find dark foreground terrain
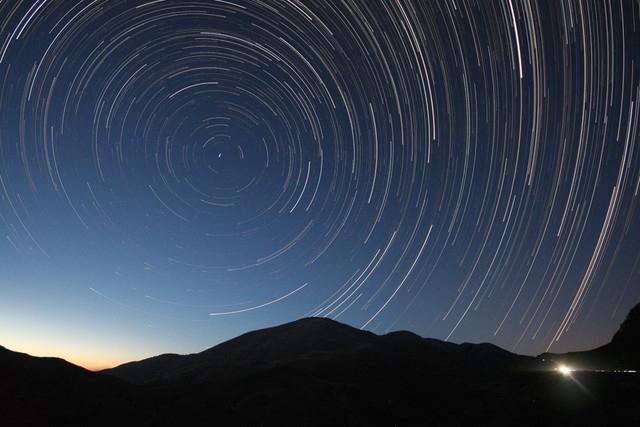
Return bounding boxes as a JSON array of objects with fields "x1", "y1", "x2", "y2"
[{"x1": 2, "y1": 304, "x2": 639, "y2": 426}]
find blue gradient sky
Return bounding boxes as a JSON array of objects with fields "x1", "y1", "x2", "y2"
[{"x1": 1, "y1": 0, "x2": 639, "y2": 370}]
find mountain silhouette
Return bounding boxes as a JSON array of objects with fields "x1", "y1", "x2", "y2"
[
  {"x1": 98, "y1": 317, "x2": 544, "y2": 425},
  {"x1": 0, "y1": 345, "x2": 144, "y2": 426},
  {"x1": 540, "y1": 304, "x2": 640, "y2": 370},
  {"x1": 3, "y1": 304, "x2": 640, "y2": 426},
  {"x1": 102, "y1": 317, "x2": 530, "y2": 385},
  {"x1": 611, "y1": 303, "x2": 640, "y2": 355}
]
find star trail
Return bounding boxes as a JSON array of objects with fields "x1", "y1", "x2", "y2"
[{"x1": 0, "y1": 0, "x2": 639, "y2": 368}]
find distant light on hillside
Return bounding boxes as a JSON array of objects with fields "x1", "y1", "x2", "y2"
[{"x1": 557, "y1": 365, "x2": 573, "y2": 376}]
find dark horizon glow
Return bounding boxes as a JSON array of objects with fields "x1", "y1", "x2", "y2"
[{"x1": 0, "y1": 0, "x2": 639, "y2": 371}]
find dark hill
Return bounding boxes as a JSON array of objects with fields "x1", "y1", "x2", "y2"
[
  {"x1": 102, "y1": 317, "x2": 528, "y2": 385},
  {"x1": 101, "y1": 317, "x2": 545, "y2": 425},
  {"x1": 611, "y1": 303, "x2": 640, "y2": 353},
  {"x1": 540, "y1": 303, "x2": 640, "y2": 370},
  {"x1": 3, "y1": 304, "x2": 640, "y2": 426},
  {"x1": 0, "y1": 345, "x2": 144, "y2": 426},
  {"x1": 100, "y1": 314, "x2": 639, "y2": 426},
  {"x1": 97, "y1": 353, "x2": 183, "y2": 385}
]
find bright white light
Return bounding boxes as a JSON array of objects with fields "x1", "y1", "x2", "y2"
[{"x1": 557, "y1": 365, "x2": 573, "y2": 376}]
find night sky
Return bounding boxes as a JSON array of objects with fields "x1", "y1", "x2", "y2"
[{"x1": 0, "y1": 0, "x2": 639, "y2": 370}]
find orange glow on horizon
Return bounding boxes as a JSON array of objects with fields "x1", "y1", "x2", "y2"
[{"x1": 1, "y1": 342, "x2": 137, "y2": 371}]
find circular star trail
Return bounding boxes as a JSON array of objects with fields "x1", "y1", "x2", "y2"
[{"x1": 0, "y1": 0, "x2": 639, "y2": 355}]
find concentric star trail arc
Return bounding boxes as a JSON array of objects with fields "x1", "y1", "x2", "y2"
[{"x1": 0, "y1": 0, "x2": 638, "y2": 356}]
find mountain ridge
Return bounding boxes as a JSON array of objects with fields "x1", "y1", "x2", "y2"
[
  {"x1": 539, "y1": 303, "x2": 640, "y2": 370},
  {"x1": 2, "y1": 303, "x2": 639, "y2": 426},
  {"x1": 101, "y1": 316, "x2": 529, "y2": 384}
]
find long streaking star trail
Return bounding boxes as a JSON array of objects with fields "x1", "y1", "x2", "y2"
[{"x1": 0, "y1": 0, "x2": 638, "y2": 357}]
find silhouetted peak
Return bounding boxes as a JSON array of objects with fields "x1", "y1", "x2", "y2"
[
  {"x1": 384, "y1": 330, "x2": 422, "y2": 339},
  {"x1": 537, "y1": 303, "x2": 640, "y2": 370},
  {"x1": 611, "y1": 303, "x2": 640, "y2": 349},
  {"x1": 199, "y1": 316, "x2": 378, "y2": 361},
  {"x1": 100, "y1": 353, "x2": 184, "y2": 384},
  {"x1": 286, "y1": 316, "x2": 357, "y2": 331}
]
